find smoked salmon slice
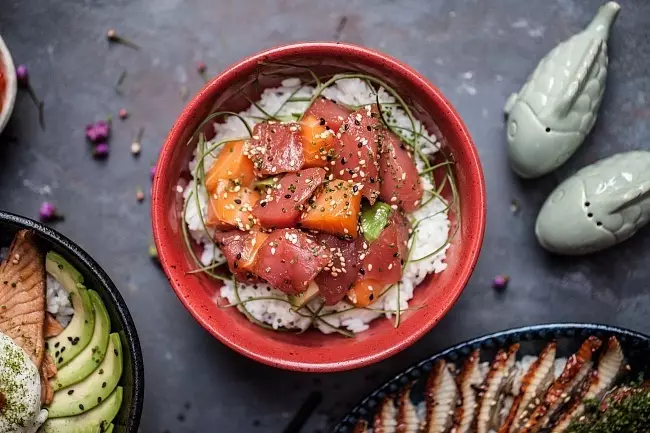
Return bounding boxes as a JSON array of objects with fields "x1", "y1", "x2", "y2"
[
  {"x1": 0, "y1": 230, "x2": 46, "y2": 370},
  {"x1": 41, "y1": 353, "x2": 57, "y2": 405}
]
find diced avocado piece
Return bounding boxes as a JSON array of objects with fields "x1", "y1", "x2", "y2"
[
  {"x1": 41, "y1": 387, "x2": 123, "y2": 433},
  {"x1": 46, "y1": 252, "x2": 96, "y2": 369},
  {"x1": 360, "y1": 202, "x2": 392, "y2": 243},
  {"x1": 288, "y1": 281, "x2": 319, "y2": 308},
  {"x1": 52, "y1": 290, "x2": 111, "y2": 389},
  {"x1": 47, "y1": 334, "x2": 123, "y2": 418}
]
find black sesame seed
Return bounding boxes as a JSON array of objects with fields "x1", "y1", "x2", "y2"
[
  {"x1": 67, "y1": 390, "x2": 74, "y2": 395},
  {"x1": 234, "y1": 199, "x2": 242, "y2": 204},
  {"x1": 236, "y1": 253, "x2": 242, "y2": 260},
  {"x1": 284, "y1": 194, "x2": 292, "y2": 199},
  {"x1": 369, "y1": 293, "x2": 374, "y2": 301},
  {"x1": 319, "y1": 118, "x2": 326, "y2": 126},
  {"x1": 367, "y1": 125, "x2": 372, "y2": 131},
  {"x1": 354, "y1": 120, "x2": 361, "y2": 126},
  {"x1": 98, "y1": 397, "x2": 102, "y2": 404},
  {"x1": 369, "y1": 177, "x2": 376, "y2": 183},
  {"x1": 102, "y1": 382, "x2": 107, "y2": 388},
  {"x1": 55, "y1": 342, "x2": 60, "y2": 348},
  {"x1": 79, "y1": 404, "x2": 85, "y2": 410},
  {"x1": 261, "y1": 202, "x2": 267, "y2": 207},
  {"x1": 359, "y1": 268, "x2": 365, "y2": 275},
  {"x1": 61, "y1": 347, "x2": 66, "y2": 353},
  {"x1": 58, "y1": 264, "x2": 64, "y2": 270},
  {"x1": 114, "y1": 349, "x2": 119, "y2": 356}
]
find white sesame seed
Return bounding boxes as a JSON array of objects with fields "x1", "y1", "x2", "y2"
[
  {"x1": 388, "y1": 263, "x2": 393, "y2": 270},
  {"x1": 391, "y1": 196, "x2": 397, "y2": 202},
  {"x1": 367, "y1": 264, "x2": 373, "y2": 271},
  {"x1": 391, "y1": 205, "x2": 398, "y2": 210},
  {"x1": 176, "y1": 185, "x2": 185, "y2": 193},
  {"x1": 271, "y1": 247, "x2": 276, "y2": 255}
]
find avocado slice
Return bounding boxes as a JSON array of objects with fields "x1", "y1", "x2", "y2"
[
  {"x1": 46, "y1": 252, "x2": 96, "y2": 369},
  {"x1": 360, "y1": 202, "x2": 392, "y2": 243},
  {"x1": 52, "y1": 290, "x2": 111, "y2": 389},
  {"x1": 47, "y1": 333, "x2": 123, "y2": 418},
  {"x1": 288, "y1": 281, "x2": 320, "y2": 308},
  {"x1": 41, "y1": 386, "x2": 122, "y2": 433}
]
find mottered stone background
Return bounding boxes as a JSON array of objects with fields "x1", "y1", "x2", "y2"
[{"x1": 0, "y1": 0, "x2": 649, "y2": 431}]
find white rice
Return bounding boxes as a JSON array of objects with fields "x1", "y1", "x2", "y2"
[
  {"x1": 1, "y1": 245, "x2": 74, "y2": 327},
  {"x1": 46, "y1": 274, "x2": 74, "y2": 327},
  {"x1": 182, "y1": 78, "x2": 452, "y2": 334}
]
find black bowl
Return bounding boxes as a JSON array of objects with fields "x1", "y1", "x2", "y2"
[
  {"x1": 0, "y1": 211, "x2": 144, "y2": 432},
  {"x1": 334, "y1": 323, "x2": 650, "y2": 432}
]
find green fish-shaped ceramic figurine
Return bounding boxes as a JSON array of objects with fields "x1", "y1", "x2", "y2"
[
  {"x1": 504, "y1": 1, "x2": 621, "y2": 179},
  {"x1": 536, "y1": 151, "x2": 650, "y2": 255}
]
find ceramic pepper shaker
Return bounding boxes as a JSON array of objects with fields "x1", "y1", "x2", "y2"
[
  {"x1": 536, "y1": 151, "x2": 650, "y2": 255},
  {"x1": 504, "y1": 1, "x2": 620, "y2": 179}
]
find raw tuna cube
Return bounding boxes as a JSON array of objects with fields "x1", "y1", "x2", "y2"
[
  {"x1": 304, "y1": 97, "x2": 351, "y2": 133},
  {"x1": 332, "y1": 105, "x2": 383, "y2": 203},
  {"x1": 252, "y1": 168, "x2": 326, "y2": 229},
  {"x1": 314, "y1": 234, "x2": 362, "y2": 305},
  {"x1": 251, "y1": 229, "x2": 330, "y2": 295},
  {"x1": 379, "y1": 132, "x2": 423, "y2": 212},
  {"x1": 248, "y1": 122, "x2": 304, "y2": 176}
]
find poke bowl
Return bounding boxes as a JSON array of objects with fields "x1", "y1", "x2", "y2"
[
  {"x1": 0, "y1": 211, "x2": 144, "y2": 432},
  {"x1": 152, "y1": 42, "x2": 486, "y2": 372},
  {"x1": 0, "y1": 34, "x2": 17, "y2": 135}
]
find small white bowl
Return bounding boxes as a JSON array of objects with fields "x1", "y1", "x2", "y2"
[{"x1": 0, "y1": 34, "x2": 17, "y2": 135}]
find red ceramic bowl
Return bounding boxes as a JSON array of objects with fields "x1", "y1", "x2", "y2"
[{"x1": 152, "y1": 42, "x2": 485, "y2": 372}]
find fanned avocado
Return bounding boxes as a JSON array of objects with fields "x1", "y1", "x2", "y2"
[
  {"x1": 41, "y1": 386, "x2": 123, "y2": 433},
  {"x1": 360, "y1": 202, "x2": 392, "y2": 243},
  {"x1": 52, "y1": 290, "x2": 111, "y2": 389},
  {"x1": 46, "y1": 252, "x2": 96, "y2": 368},
  {"x1": 48, "y1": 333, "x2": 123, "y2": 418}
]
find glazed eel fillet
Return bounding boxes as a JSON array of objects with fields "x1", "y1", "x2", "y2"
[
  {"x1": 450, "y1": 349, "x2": 484, "y2": 433},
  {"x1": 549, "y1": 336, "x2": 624, "y2": 433},
  {"x1": 421, "y1": 360, "x2": 459, "y2": 433},
  {"x1": 518, "y1": 336, "x2": 602, "y2": 433},
  {"x1": 500, "y1": 342, "x2": 557, "y2": 433},
  {"x1": 374, "y1": 395, "x2": 398, "y2": 433},
  {"x1": 472, "y1": 344, "x2": 520, "y2": 433},
  {"x1": 396, "y1": 383, "x2": 419, "y2": 433}
]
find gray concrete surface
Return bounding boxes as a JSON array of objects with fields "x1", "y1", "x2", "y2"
[{"x1": 1, "y1": 0, "x2": 649, "y2": 432}]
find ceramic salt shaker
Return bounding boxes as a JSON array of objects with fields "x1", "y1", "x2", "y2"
[
  {"x1": 504, "y1": 1, "x2": 620, "y2": 179},
  {"x1": 536, "y1": 151, "x2": 650, "y2": 255}
]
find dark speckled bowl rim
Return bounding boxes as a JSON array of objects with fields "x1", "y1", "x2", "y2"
[
  {"x1": 0, "y1": 210, "x2": 144, "y2": 432},
  {"x1": 334, "y1": 323, "x2": 650, "y2": 432}
]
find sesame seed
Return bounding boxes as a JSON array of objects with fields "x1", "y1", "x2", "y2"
[{"x1": 391, "y1": 205, "x2": 398, "y2": 210}]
